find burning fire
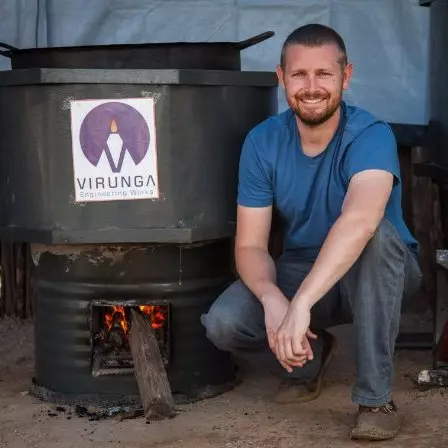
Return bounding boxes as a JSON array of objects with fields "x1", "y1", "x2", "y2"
[
  {"x1": 105, "y1": 306, "x2": 128, "y2": 334},
  {"x1": 139, "y1": 305, "x2": 167, "y2": 329},
  {"x1": 104, "y1": 305, "x2": 167, "y2": 335}
]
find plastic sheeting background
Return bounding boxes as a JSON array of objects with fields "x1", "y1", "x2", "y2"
[{"x1": 0, "y1": 0, "x2": 429, "y2": 124}]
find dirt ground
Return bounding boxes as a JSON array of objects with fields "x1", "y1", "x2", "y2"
[{"x1": 0, "y1": 317, "x2": 447, "y2": 448}]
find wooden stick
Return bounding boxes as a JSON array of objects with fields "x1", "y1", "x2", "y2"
[
  {"x1": 128, "y1": 309, "x2": 176, "y2": 421},
  {"x1": 411, "y1": 147, "x2": 436, "y2": 309}
]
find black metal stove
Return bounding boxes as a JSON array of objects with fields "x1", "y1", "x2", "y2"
[
  {"x1": 0, "y1": 38, "x2": 277, "y2": 407},
  {"x1": 30, "y1": 241, "x2": 236, "y2": 406}
]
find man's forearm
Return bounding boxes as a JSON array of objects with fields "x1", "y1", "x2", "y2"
[
  {"x1": 235, "y1": 247, "x2": 282, "y2": 303},
  {"x1": 292, "y1": 213, "x2": 379, "y2": 309}
]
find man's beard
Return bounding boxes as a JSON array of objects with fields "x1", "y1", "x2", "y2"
[{"x1": 289, "y1": 89, "x2": 342, "y2": 127}]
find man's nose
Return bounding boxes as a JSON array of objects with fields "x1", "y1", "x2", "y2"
[{"x1": 304, "y1": 75, "x2": 318, "y2": 91}]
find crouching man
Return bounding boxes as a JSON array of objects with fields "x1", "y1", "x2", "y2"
[{"x1": 201, "y1": 24, "x2": 422, "y2": 441}]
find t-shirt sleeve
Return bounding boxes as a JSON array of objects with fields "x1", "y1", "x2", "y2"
[
  {"x1": 343, "y1": 122, "x2": 400, "y2": 184},
  {"x1": 237, "y1": 133, "x2": 273, "y2": 207}
]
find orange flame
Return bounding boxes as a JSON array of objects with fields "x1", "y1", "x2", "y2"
[
  {"x1": 110, "y1": 119, "x2": 118, "y2": 133},
  {"x1": 104, "y1": 305, "x2": 167, "y2": 335},
  {"x1": 105, "y1": 305, "x2": 128, "y2": 334}
]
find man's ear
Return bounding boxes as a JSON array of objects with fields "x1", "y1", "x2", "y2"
[
  {"x1": 342, "y1": 63, "x2": 353, "y2": 91},
  {"x1": 276, "y1": 65, "x2": 285, "y2": 91}
]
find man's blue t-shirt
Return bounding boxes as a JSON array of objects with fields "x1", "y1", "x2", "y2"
[{"x1": 237, "y1": 101, "x2": 418, "y2": 259}]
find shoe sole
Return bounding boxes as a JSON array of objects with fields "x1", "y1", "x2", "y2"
[
  {"x1": 293, "y1": 331, "x2": 337, "y2": 403},
  {"x1": 350, "y1": 429, "x2": 399, "y2": 441}
]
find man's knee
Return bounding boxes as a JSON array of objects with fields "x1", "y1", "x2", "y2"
[
  {"x1": 201, "y1": 304, "x2": 239, "y2": 352},
  {"x1": 201, "y1": 280, "x2": 260, "y2": 352}
]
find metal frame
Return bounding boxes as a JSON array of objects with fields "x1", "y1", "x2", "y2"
[{"x1": 89, "y1": 298, "x2": 171, "y2": 377}]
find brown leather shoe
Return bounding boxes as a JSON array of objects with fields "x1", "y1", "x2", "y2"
[
  {"x1": 350, "y1": 401, "x2": 400, "y2": 441},
  {"x1": 275, "y1": 330, "x2": 337, "y2": 403}
]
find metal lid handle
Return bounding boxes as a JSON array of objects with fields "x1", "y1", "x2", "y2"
[
  {"x1": 0, "y1": 42, "x2": 18, "y2": 58},
  {"x1": 234, "y1": 31, "x2": 275, "y2": 50}
]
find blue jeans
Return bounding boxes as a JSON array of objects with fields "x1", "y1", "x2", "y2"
[{"x1": 201, "y1": 220, "x2": 422, "y2": 406}]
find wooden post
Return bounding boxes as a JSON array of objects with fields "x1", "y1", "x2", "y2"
[
  {"x1": 128, "y1": 309, "x2": 176, "y2": 421},
  {"x1": 411, "y1": 146, "x2": 440, "y2": 310}
]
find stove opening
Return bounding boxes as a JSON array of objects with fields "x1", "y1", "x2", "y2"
[{"x1": 90, "y1": 301, "x2": 170, "y2": 377}]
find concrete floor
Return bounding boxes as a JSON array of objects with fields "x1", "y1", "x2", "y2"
[{"x1": 0, "y1": 317, "x2": 447, "y2": 448}]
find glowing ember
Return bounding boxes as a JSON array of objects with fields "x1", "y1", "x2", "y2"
[
  {"x1": 104, "y1": 305, "x2": 167, "y2": 335},
  {"x1": 139, "y1": 305, "x2": 167, "y2": 329}
]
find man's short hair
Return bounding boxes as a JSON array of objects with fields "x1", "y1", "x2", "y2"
[{"x1": 280, "y1": 24, "x2": 348, "y2": 68}]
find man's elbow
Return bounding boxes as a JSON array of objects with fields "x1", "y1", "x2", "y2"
[
  {"x1": 235, "y1": 244, "x2": 268, "y2": 262},
  {"x1": 342, "y1": 210, "x2": 385, "y2": 240},
  {"x1": 234, "y1": 246, "x2": 256, "y2": 277},
  {"x1": 364, "y1": 220, "x2": 380, "y2": 240},
  {"x1": 363, "y1": 214, "x2": 385, "y2": 240},
  {"x1": 235, "y1": 243, "x2": 260, "y2": 255}
]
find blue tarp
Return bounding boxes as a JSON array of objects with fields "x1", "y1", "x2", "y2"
[{"x1": 0, "y1": 0, "x2": 430, "y2": 124}]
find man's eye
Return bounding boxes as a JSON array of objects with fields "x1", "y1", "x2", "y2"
[
  {"x1": 292, "y1": 72, "x2": 305, "y2": 77},
  {"x1": 318, "y1": 72, "x2": 332, "y2": 77}
]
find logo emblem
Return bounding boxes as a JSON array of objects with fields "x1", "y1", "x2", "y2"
[
  {"x1": 79, "y1": 102, "x2": 150, "y2": 173},
  {"x1": 70, "y1": 98, "x2": 159, "y2": 203}
]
